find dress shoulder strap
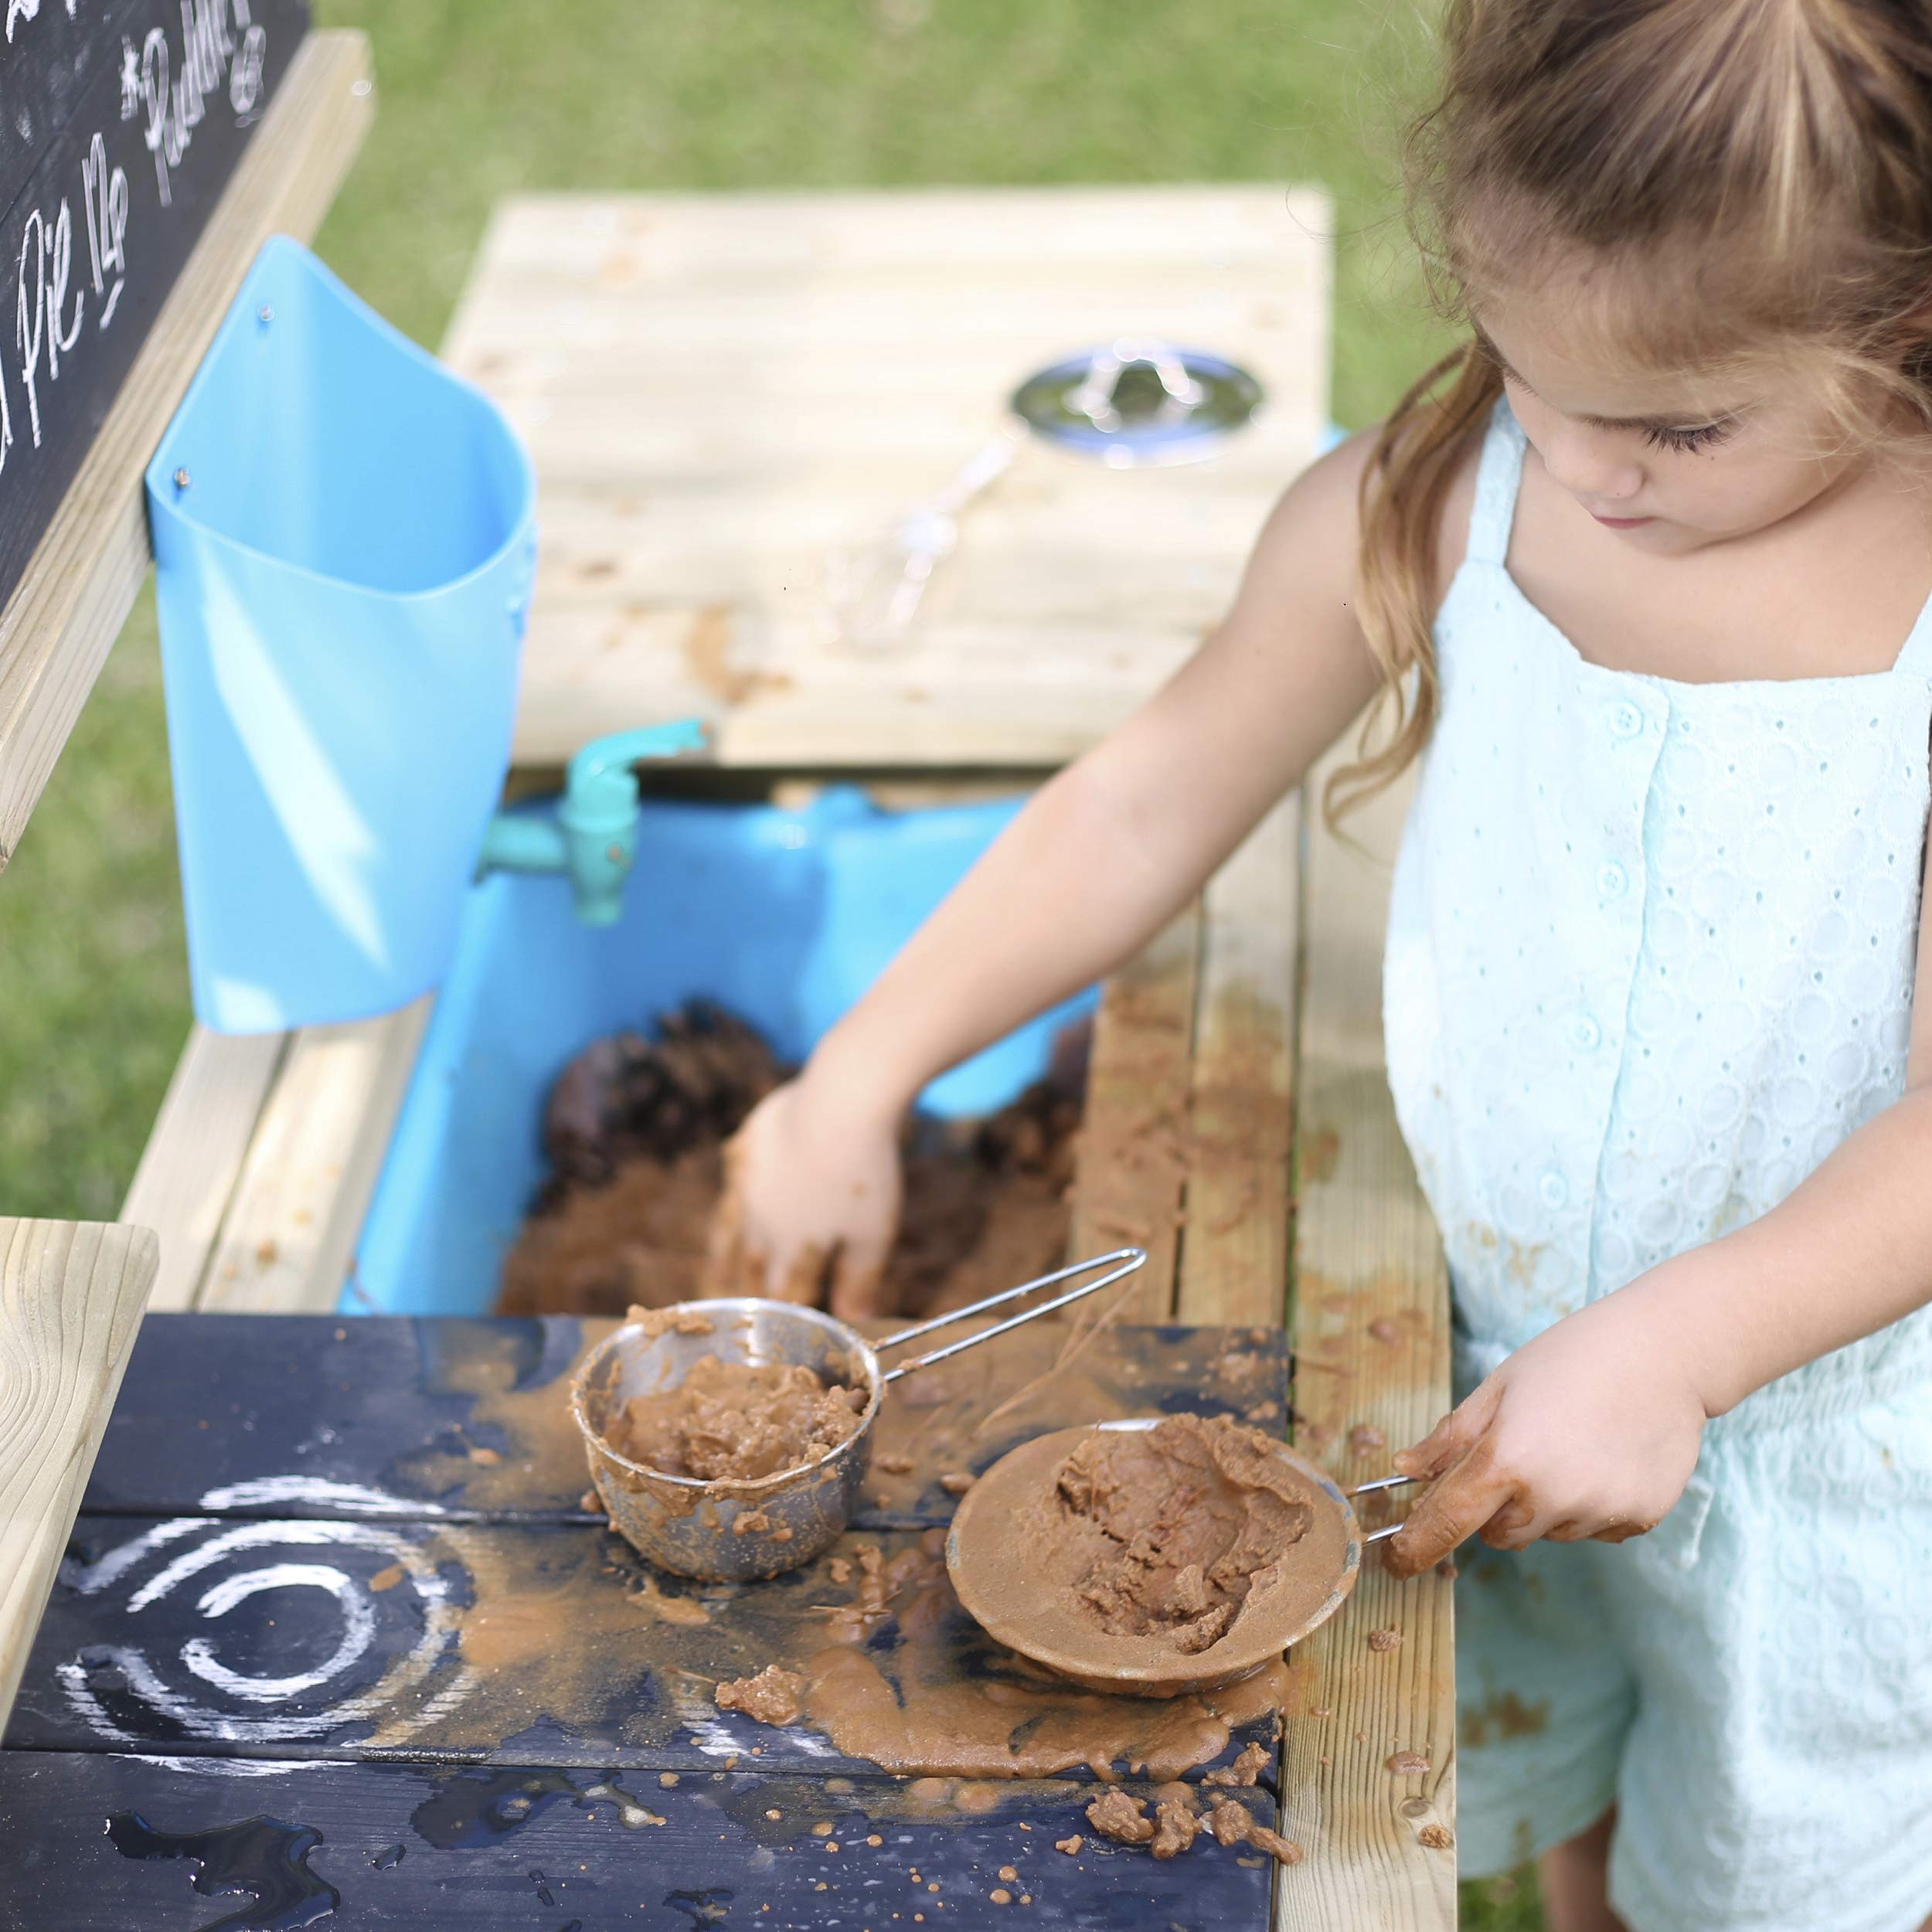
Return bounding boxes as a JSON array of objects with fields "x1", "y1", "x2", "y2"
[
  {"x1": 1463, "y1": 393, "x2": 1527, "y2": 569},
  {"x1": 1893, "y1": 579, "x2": 1932, "y2": 680}
]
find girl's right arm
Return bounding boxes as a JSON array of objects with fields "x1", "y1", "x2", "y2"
[{"x1": 707, "y1": 429, "x2": 1389, "y2": 1313}]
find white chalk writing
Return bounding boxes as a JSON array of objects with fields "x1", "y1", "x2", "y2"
[
  {"x1": 5, "y1": 0, "x2": 80, "y2": 47},
  {"x1": 81, "y1": 128, "x2": 129, "y2": 329},
  {"x1": 138, "y1": 1, "x2": 253, "y2": 207},
  {"x1": 1, "y1": 0, "x2": 267, "y2": 481},
  {"x1": 15, "y1": 208, "x2": 46, "y2": 449}
]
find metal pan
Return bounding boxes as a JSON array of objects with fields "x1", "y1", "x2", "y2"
[
  {"x1": 570, "y1": 1248, "x2": 1148, "y2": 1582},
  {"x1": 945, "y1": 1418, "x2": 1417, "y2": 1698}
]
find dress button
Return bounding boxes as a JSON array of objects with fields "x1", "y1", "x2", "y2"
[
  {"x1": 1610, "y1": 700, "x2": 1644, "y2": 738},
  {"x1": 1539, "y1": 1171, "x2": 1570, "y2": 1209},
  {"x1": 1567, "y1": 1014, "x2": 1602, "y2": 1052},
  {"x1": 1597, "y1": 862, "x2": 1627, "y2": 901}
]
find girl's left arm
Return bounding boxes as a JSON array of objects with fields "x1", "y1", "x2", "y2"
[{"x1": 1384, "y1": 835, "x2": 1932, "y2": 1577}]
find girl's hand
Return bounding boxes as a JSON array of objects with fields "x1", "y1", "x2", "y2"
[
  {"x1": 702, "y1": 1077, "x2": 903, "y2": 1320},
  {"x1": 1382, "y1": 1284, "x2": 1713, "y2": 1578}
]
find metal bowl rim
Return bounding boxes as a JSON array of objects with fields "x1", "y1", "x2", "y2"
[{"x1": 568, "y1": 1298, "x2": 883, "y2": 1495}]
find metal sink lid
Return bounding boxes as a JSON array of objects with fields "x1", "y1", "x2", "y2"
[{"x1": 1010, "y1": 338, "x2": 1264, "y2": 468}]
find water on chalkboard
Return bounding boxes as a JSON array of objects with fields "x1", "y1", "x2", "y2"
[
  {"x1": 104, "y1": 1811, "x2": 338, "y2": 1932},
  {"x1": 665, "y1": 1891, "x2": 735, "y2": 1930},
  {"x1": 406, "y1": 1766, "x2": 584, "y2": 1850}
]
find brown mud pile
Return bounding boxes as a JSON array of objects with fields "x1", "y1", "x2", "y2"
[
  {"x1": 948, "y1": 1417, "x2": 1349, "y2": 1689},
  {"x1": 1053, "y1": 1415, "x2": 1315, "y2": 1655},
  {"x1": 383, "y1": 1515, "x2": 1291, "y2": 1788},
  {"x1": 604, "y1": 1355, "x2": 868, "y2": 1481},
  {"x1": 497, "y1": 1000, "x2": 1086, "y2": 1319},
  {"x1": 715, "y1": 1664, "x2": 808, "y2": 1726},
  {"x1": 793, "y1": 1532, "x2": 1293, "y2": 1782},
  {"x1": 1083, "y1": 1787, "x2": 1303, "y2": 1866}
]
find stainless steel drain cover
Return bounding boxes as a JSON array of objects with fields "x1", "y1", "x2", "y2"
[{"x1": 1011, "y1": 338, "x2": 1264, "y2": 467}]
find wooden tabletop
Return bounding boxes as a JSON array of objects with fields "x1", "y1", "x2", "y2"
[
  {"x1": 443, "y1": 185, "x2": 1330, "y2": 770},
  {"x1": 5, "y1": 1309, "x2": 1299, "y2": 1926}
]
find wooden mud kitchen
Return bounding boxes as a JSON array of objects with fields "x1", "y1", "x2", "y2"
[{"x1": 0, "y1": 20, "x2": 1456, "y2": 1923}]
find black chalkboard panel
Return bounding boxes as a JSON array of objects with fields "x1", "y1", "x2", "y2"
[
  {"x1": 0, "y1": 0, "x2": 310, "y2": 614},
  {"x1": 0, "y1": 1750, "x2": 1280, "y2": 1931},
  {"x1": 1, "y1": 0, "x2": 172, "y2": 213},
  {"x1": 77, "y1": 1313, "x2": 1290, "y2": 1527}
]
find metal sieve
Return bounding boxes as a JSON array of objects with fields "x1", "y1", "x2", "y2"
[
  {"x1": 570, "y1": 1248, "x2": 1147, "y2": 1583},
  {"x1": 947, "y1": 1418, "x2": 1417, "y2": 1698}
]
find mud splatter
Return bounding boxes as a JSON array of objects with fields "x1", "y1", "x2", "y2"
[{"x1": 1461, "y1": 1690, "x2": 1550, "y2": 1748}]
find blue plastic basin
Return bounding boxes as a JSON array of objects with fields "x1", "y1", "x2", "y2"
[{"x1": 351, "y1": 787, "x2": 1096, "y2": 1316}]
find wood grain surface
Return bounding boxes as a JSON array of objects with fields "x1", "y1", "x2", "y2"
[
  {"x1": 0, "y1": 1219, "x2": 157, "y2": 1732},
  {"x1": 121, "y1": 1026, "x2": 290, "y2": 1313},
  {"x1": 1177, "y1": 798, "x2": 1299, "y2": 1329},
  {"x1": 1274, "y1": 765, "x2": 1456, "y2": 1930},
  {"x1": 442, "y1": 186, "x2": 1330, "y2": 770},
  {"x1": 195, "y1": 998, "x2": 433, "y2": 1315},
  {"x1": 1064, "y1": 907, "x2": 1200, "y2": 1320}
]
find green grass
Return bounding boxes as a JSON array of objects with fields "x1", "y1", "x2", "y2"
[
  {"x1": 1461, "y1": 1869, "x2": 1548, "y2": 1930},
  {"x1": 0, "y1": 587, "x2": 186, "y2": 1220},
  {"x1": 0, "y1": 7, "x2": 1521, "y2": 1913}
]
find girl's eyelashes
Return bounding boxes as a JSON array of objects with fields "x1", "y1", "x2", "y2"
[
  {"x1": 1484, "y1": 351, "x2": 1743, "y2": 455},
  {"x1": 1642, "y1": 418, "x2": 1738, "y2": 454}
]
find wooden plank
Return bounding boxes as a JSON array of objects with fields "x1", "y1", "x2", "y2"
[
  {"x1": 1275, "y1": 764, "x2": 1454, "y2": 1930},
  {"x1": 13, "y1": 1515, "x2": 913, "y2": 1775},
  {"x1": 0, "y1": 28, "x2": 374, "y2": 869},
  {"x1": 29, "y1": 1311, "x2": 1284, "y2": 1794},
  {"x1": 434, "y1": 186, "x2": 1331, "y2": 773},
  {"x1": 1064, "y1": 909, "x2": 1200, "y2": 1321},
  {"x1": 0, "y1": 1748, "x2": 1280, "y2": 1930},
  {"x1": 196, "y1": 997, "x2": 433, "y2": 1315},
  {"x1": 16, "y1": 1512, "x2": 1281, "y2": 1786},
  {"x1": 82, "y1": 1314, "x2": 1287, "y2": 1527},
  {"x1": 1177, "y1": 798, "x2": 1300, "y2": 1328},
  {"x1": 119, "y1": 1026, "x2": 290, "y2": 1313},
  {"x1": 464, "y1": 182, "x2": 1347, "y2": 273},
  {"x1": 0, "y1": 1219, "x2": 158, "y2": 1733}
]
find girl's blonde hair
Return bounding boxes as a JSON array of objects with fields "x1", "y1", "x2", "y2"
[{"x1": 1329, "y1": 0, "x2": 1932, "y2": 825}]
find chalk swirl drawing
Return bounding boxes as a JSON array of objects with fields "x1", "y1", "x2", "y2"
[{"x1": 55, "y1": 1478, "x2": 481, "y2": 1747}]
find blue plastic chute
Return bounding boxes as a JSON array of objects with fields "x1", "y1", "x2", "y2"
[{"x1": 146, "y1": 235, "x2": 536, "y2": 1032}]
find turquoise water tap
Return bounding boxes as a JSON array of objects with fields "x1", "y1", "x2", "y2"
[{"x1": 477, "y1": 719, "x2": 710, "y2": 923}]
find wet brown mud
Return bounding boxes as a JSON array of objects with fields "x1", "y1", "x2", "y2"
[{"x1": 496, "y1": 1001, "x2": 1087, "y2": 1321}]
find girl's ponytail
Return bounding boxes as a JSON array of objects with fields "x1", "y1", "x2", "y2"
[{"x1": 1325, "y1": 341, "x2": 1500, "y2": 829}]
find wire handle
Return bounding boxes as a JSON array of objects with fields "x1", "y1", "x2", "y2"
[
  {"x1": 875, "y1": 1247, "x2": 1148, "y2": 1385},
  {"x1": 1351, "y1": 1472, "x2": 1420, "y2": 1545}
]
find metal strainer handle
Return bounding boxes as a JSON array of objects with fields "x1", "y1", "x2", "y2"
[
  {"x1": 874, "y1": 1247, "x2": 1148, "y2": 1385},
  {"x1": 1351, "y1": 1472, "x2": 1421, "y2": 1545}
]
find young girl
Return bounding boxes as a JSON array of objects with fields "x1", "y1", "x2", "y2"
[{"x1": 707, "y1": 3, "x2": 1932, "y2": 1925}]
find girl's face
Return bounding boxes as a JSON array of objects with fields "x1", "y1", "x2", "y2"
[{"x1": 1475, "y1": 284, "x2": 1874, "y2": 555}]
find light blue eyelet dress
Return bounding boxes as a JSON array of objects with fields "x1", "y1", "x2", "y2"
[{"x1": 1384, "y1": 396, "x2": 1932, "y2": 1932}]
